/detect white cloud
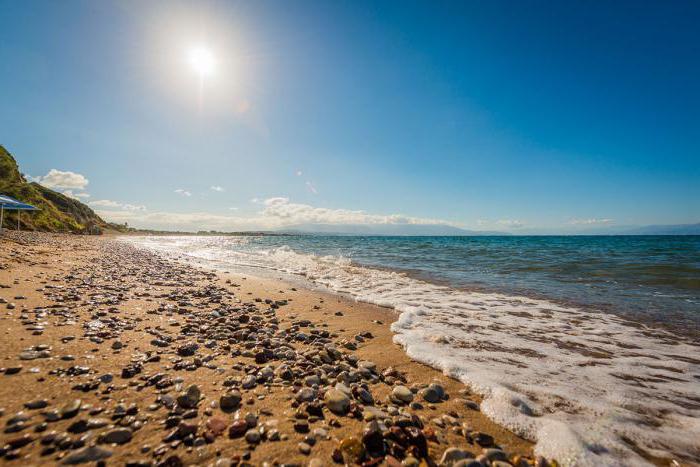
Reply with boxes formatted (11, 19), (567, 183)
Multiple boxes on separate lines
(174, 189), (192, 197)
(91, 199), (146, 211)
(497, 219), (525, 228)
(96, 197), (454, 232)
(91, 199), (121, 208)
(296, 170), (303, 176)
(34, 169), (89, 190)
(210, 186), (225, 192)
(260, 197), (446, 226)
(96, 210), (261, 231)
(569, 218), (614, 225)
(263, 197), (289, 207)
(62, 190), (90, 200)
(229, 207), (239, 211)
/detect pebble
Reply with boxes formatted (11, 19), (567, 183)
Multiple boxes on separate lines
(24, 399), (48, 410)
(177, 384), (201, 408)
(244, 428), (261, 444)
(241, 375), (257, 389)
(440, 447), (474, 465)
(298, 441), (312, 454)
(220, 390), (242, 410)
(324, 389), (350, 414)
(60, 445), (113, 464)
(392, 385), (414, 404)
(59, 399), (82, 419)
(100, 427), (133, 444)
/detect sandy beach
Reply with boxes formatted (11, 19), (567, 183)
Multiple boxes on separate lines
(0, 232), (540, 466)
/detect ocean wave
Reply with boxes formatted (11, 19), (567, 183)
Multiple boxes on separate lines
(123, 236), (700, 466)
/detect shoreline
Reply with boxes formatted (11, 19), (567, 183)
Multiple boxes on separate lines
(121, 234), (699, 466)
(0, 232), (540, 466)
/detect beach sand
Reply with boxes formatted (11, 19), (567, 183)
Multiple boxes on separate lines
(0, 232), (539, 466)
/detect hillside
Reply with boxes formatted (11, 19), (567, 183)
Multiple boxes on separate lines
(0, 145), (114, 233)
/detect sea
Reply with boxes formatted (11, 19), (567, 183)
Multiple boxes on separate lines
(123, 234), (700, 466)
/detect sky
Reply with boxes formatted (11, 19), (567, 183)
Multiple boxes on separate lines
(1, 0), (698, 233)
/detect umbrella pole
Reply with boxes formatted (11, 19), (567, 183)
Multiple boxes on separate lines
(17, 210), (20, 231)
(0, 205), (3, 233)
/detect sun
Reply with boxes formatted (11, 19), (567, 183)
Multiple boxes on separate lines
(188, 46), (216, 77)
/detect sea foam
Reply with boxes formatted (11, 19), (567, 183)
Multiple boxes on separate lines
(124, 236), (700, 466)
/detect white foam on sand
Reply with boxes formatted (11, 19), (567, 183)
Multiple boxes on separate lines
(125, 236), (700, 466)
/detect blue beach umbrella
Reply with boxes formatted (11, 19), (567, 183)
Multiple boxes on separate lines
(0, 194), (39, 232)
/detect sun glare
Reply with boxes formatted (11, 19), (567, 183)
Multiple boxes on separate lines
(188, 46), (216, 77)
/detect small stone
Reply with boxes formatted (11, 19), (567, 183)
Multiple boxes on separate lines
(294, 420), (310, 433)
(61, 445), (113, 464)
(206, 417), (228, 436)
(241, 375), (256, 389)
(421, 387), (440, 403)
(298, 441), (312, 455)
(483, 448), (508, 462)
(338, 437), (365, 464)
(177, 385), (201, 408)
(392, 385), (413, 404)
(100, 427), (133, 445)
(296, 387), (317, 403)
(59, 399), (81, 419)
(440, 447), (473, 466)
(177, 342), (198, 356)
(24, 399), (48, 410)
(244, 429), (260, 444)
(473, 432), (494, 447)
(220, 391), (242, 410)
(228, 420), (247, 438)
(324, 389), (350, 415)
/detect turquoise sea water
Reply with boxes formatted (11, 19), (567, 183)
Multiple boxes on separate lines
(209, 235), (700, 337)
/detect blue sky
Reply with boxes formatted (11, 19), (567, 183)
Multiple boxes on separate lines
(1, 0), (698, 232)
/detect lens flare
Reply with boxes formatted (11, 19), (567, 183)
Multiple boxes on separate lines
(188, 46), (216, 77)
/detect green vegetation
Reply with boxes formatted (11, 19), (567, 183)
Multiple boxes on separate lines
(0, 145), (120, 233)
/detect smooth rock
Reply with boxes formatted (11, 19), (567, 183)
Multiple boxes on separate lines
(392, 385), (413, 404)
(440, 447), (473, 466)
(324, 389), (350, 415)
(100, 427), (133, 445)
(61, 445), (113, 464)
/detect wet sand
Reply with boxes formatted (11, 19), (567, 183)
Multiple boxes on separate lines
(0, 232), (540, 466)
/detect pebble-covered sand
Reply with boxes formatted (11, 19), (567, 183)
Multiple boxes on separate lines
(0, 232), (549, 467)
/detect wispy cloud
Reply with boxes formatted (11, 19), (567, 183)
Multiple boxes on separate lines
(569, 218), (614, 225)
(62, 190), (90, 200)
(210, 185), (225, 192)
(34, 169), (89, 190)
(174, 189), (192, 197)
(90, 199), (146, 211)
(497, 219), (525, 228)
(261, 197), (446, 226)
(97, 197), (454, 232)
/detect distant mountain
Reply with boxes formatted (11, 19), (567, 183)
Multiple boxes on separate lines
(0, 145), (117, 233)
(276, 223), (507, 236)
